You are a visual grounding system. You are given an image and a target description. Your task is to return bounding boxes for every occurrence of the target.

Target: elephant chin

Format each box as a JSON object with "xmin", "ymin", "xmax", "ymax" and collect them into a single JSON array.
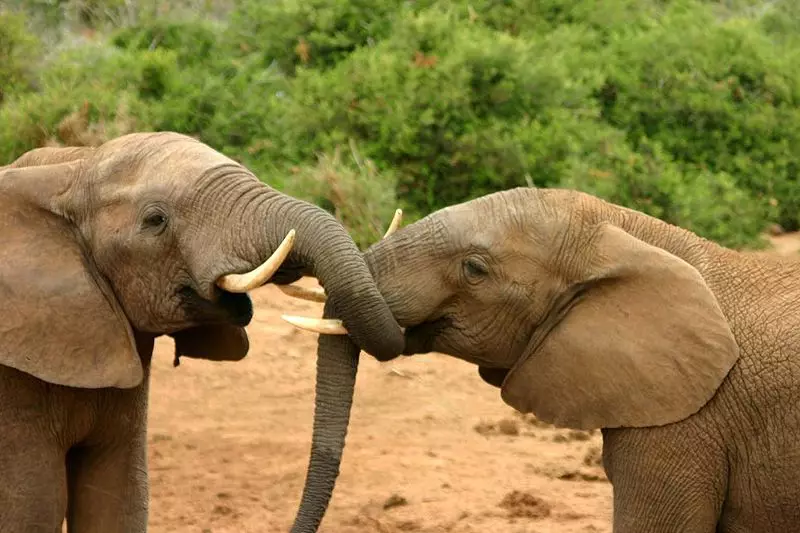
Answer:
[
  {"xmin": 478, "ymin": 366, "xmax": 510, "ymax": 388},
  {"xmin": 168, "ymin": 324, "xmax": 250, "ymax": 365}
]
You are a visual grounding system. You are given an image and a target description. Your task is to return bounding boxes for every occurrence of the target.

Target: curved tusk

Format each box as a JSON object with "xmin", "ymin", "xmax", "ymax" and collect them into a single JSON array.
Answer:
[
  {"xmin": 383, "ymin": 208, "xmax": 403, "ymax": 239},
  {"xmin": 277, "ymin": 284, "xmax": 327, "ymax": 303},
  {"xmin": 217, "ymin": 229, "xmax": 296, "ymax": 293},
  {"xmin": 281, "ymin": 315, "xmax": 348, "ymax": 335}
]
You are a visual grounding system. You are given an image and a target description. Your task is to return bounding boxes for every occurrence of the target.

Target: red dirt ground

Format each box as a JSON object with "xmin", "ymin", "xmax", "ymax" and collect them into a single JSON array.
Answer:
[{"xmin": 145, "ymin": 234, "xmax": 799, "ymax": 533}]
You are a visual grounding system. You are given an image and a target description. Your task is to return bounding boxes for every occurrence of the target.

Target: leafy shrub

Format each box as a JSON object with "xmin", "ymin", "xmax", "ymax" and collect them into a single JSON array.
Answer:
[
  {"xmin": 3, "ymin": 0, "xmax": 800, "ymax": 249},
  {"xmin": 227, "ymin": 0, "xmax": 407, "ymax": 74},
  {"xmin": 278, "ymin": 141, "xmax": 400, "ymax": 249},
  {"xmin": 0, "ymin": 10, "xmax": 41, "ymax": 103},
  {"xmin": 599, "ymin": 1, "xmax": 800, "ymax": 230},
  {"xmin": 261, "ymin": 11, "xmax": 606, "ymax": 216},
  {"xmin": 111, "ymin": 18, "xmax": 221, "ymax": 67},
  {"xmin": 0, "ymin": 42, "xmax": 174, "ymax": 161},
  {"xmin": 760, "ymin": 1, "xmax": 800, "ymax": 43},
  {"xmin": 415, "ymin": 0, "xmax": 663, "ymax": 39},
  {"xmin": 563, "ymin": 135, "xmax": 769, "ymax": 248}
]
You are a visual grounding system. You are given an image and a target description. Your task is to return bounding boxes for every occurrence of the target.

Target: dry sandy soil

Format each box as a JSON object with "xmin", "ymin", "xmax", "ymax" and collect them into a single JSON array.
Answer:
[{"xmin": 145, "ymin": 233, "xmax": 800, "ymax": 533}]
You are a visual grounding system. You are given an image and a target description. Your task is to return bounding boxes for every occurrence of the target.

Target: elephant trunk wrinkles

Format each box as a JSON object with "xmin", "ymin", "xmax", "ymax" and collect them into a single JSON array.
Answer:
[
  {"xmin": 290, "ymin": 302, "xmax": 359, "ymax": 533},
  {"xmin": 243, "ymin": 188, "xmax": 402, "ymax": 531},
  {"xmin": 251, "ymin": 187, "xmax": 404, "ymax": 360},
  {"xmin": 287, "ymin": 225, "xmax": 430, "ymax": 532},
  {"xmin": 244, "ymin": 185, "xmax": 404, "ymax": 360}
]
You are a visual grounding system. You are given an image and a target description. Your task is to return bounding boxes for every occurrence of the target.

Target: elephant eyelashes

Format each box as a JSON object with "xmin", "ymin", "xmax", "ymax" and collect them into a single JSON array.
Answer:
[
  {"xmin": 463, "ymin": 257, "xmax": 489, "ymax": 279},
  {"xmin": 141, "ymin": 210, "xmax": 168, "ymax": 234}
]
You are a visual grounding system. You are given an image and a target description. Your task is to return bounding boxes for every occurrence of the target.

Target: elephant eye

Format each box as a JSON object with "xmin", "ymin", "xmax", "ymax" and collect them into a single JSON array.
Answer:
[
  {"xmin": 463, "ymin": 256, "xmax": 489, "ymax": 280},
  {"xmin": 141, "ymin": 210, "xmax": 168, "ymax": 234}
]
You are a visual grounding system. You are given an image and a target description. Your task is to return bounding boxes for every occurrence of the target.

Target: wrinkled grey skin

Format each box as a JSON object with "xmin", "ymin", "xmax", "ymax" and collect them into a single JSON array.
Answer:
[
  {"xmin": 304, "ymin": 186, "xmax": 800, "ymax": 532},
  {"xmin": 0, "ymin": 132, "xmax": 402, "ymax": 533}
]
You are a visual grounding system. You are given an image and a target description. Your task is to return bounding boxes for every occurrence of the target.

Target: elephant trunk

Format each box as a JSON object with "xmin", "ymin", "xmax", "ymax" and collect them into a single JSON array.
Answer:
[
  {"xmin": 231, "ymin": 185, "xmax": 404, "ymax": 360},
  {"xmin": 235, "ymin": 187, "xmax": 401, "ymax": 531},
  {"xmin": 290, "ymin": 303, "xmax": 360, "ymax": 533},
  {"xmin": 286, "ymin": 224, "xmax": 427, "ymax": 532},
  {"xmin": 248, "ymin": 187, "xmax": 404, "ymax": 360}
]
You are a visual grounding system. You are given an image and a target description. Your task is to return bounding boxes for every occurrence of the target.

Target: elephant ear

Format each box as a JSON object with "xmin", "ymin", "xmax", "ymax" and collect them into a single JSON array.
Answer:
[
  {"xmin": 0, "ymin": 160, "xmax": 142, "ymax": 388},
  {"xmin": 169, "ymin": 324, "xmax": 250, "ymax": 364},
  {"xmin": 501, "ymin": 223, "xmax": 739, "ymax": 430}
]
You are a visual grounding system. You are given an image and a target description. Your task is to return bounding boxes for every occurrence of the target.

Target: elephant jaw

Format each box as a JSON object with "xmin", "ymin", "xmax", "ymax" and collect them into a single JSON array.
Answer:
[{"xmin": 278, "ymin": 208, "xmax": 404, "ymax": 336}]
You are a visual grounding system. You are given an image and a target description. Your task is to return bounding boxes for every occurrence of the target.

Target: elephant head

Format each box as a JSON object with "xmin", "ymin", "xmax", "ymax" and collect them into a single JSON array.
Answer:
[
  {"xmin": 0, "ymin": 132, "xmax": 406, "ymax": 531},
  {"xmin": 282, "ymin": 187, "xmax": 741, "ymax": 527}
]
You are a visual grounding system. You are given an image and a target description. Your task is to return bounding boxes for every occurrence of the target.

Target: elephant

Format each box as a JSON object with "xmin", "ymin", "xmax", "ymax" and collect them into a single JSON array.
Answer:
[
  {"xmin": 281, "ymin": 186, "xmax": 800, "ymax": 532},
  {"xmin": 0, "ymin": 131, "xmax": 404, "ymax": 533}
]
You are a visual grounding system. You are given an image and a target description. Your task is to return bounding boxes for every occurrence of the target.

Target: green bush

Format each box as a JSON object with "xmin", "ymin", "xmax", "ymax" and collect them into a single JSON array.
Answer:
[
  {"xmin": 599, "ymin": 1, "xmax": 800, "ymax": 230},
  {"xmin": 415, "ymin": 0, "xmax": 663, "ymax": 39},
  {"xmin": 227, "ymin": 0, "xmax": 406, "ymax": 74},
  {"xmin": 761, "ymin": 1, "xmax": 800, "ymax": 43},
  {"xmin": 0, "ymin": 42, "xmax": 174, "ymax": 161},
  {"xmin": 0, "ymin": 10, "xmax": 41, "ymax": 103},
  {"xmin": 111, "ymin": 18, "xmax": 221, "ymax": 67},
  {"xmin": 260, "ymin": 11, "xmax": 606, "ymax": 216},
  {"xmin": 562, "ymin": 135, "xmax": 769, "ymax": 248},
  {"xmin": 3, "ymin": 0, "xmax": 800, "ymax": 249},
  {"xmin": 278, "ymin": 141, "xmax": 400, "ymax": 249}
]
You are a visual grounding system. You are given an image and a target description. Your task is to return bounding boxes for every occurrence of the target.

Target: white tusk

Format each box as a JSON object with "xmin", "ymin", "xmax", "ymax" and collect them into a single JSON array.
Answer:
[
  {"xmin": 383, "ymin": 208, "xmax": 403, "ymax": 239},
  {"xmin": 277, "ymin": 284, "xmax": 327, "ymax": 303},
  {"xmin": 217, "ymin": 229, "xmax": 296, "ymax": 293},
  {"xmin": 281, "ymin": 315, "xmax": 348, "ymax": 335}
]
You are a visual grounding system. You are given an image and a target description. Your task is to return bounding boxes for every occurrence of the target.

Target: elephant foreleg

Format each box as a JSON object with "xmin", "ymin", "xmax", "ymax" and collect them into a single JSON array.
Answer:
[
  {"xmin": 65, "ymin": 434, "xmax": 148, "ymax": 533},
  {"xmin": 0, "ymin": 438, "xmax": 67, "ymax": 533},
  {"xmin": 602, "ymin": 426, "xmax": 726, "ymax": 533}
]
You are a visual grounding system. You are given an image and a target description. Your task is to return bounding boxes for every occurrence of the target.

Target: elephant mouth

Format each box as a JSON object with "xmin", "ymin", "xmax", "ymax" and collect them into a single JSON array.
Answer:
[
  {"xmin": 268, "ymin": 260, "xmax": 309, "ymax": 286},
  {"xmin": 181, "ymin": 228, "xmax": 303, "ymax": 327},
  {"xmin": 403, "ymin": 316, "xmax": 510, "ymax": 370},
  {"xmin": 178, "ymin": 285, "xmax": 254, "ymax": 327},
  {"xmin": 402, "ymin": 317, "xmax": 451, "ymax": 355}
]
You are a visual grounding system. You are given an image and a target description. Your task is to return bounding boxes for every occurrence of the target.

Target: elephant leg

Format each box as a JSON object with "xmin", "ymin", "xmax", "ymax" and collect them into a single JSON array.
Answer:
[
  {"xmin": 65, "ymin": 435, "xmax": 148, "ymax": 533},
  {"xmin": 0, "ymin": 367, "xmax": 68, "ymax": 532},
  {"xmin": 0, "ymin": 439, "xmax": 67, "ymax": 533},
  {"xmin": 602, "ymin": 426, "xmax": 726, "ymax": 533}
]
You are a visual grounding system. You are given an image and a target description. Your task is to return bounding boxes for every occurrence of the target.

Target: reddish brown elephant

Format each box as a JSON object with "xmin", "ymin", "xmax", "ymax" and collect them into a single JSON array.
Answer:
[
  {"xmin": 0, "ymin": 132, "xmax": 403, "ymax": 532},
  {"xmin": 285, "ymin": 187, "xmax": 800, "ymax": 533}
]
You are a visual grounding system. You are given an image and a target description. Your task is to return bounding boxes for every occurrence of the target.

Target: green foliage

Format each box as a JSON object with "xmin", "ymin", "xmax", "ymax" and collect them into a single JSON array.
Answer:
[
  {"xmin": 227, "ymin": 0, "xmax": 405, "ymax": 74},
  {"xmin": 599, "ymin": 1, "xmax": 800, "ymax": 230},
  {"xmin": 111, "ymin": 18, "xmax": 220, "ymax": 67},
  {"xmin": 414, "ymin": 0, "xmax": 663, "ymax": 38},
  {"xmin": 0, "ymin": 10, "xmax": 41, "ymax": 102},
  {"xmin": 279, "ymin": 141, "xmax": 400, "ymax": 250},
  {"xmin": 761, "ymin": 1, "xmax": 800, "ymax": 43},
  {"xmin": 563, "ymin": 136, "xmax": 770, "ymax": 248},
  {"xmin": 0, "ymin": 42, "xmax": 172, "ymax": 162},
  {"xmin": 264, "ymin": 13, "xmax": 605, "ymax": 216},
  {"xmin": 3, "ymin": 0, "xmax": 800, "ymax": 248}
]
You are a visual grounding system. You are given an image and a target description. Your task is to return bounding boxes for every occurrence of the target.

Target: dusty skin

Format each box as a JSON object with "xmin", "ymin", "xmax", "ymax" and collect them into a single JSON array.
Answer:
[{"xmin": 140, "ymin": 234, "xmax": 797, "ymax": 533}]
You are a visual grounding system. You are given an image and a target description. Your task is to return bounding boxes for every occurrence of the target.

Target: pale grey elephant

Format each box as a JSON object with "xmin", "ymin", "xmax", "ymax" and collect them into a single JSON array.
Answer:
[
  {"xmin": 0, "ymin": 132, "xmax": 403, "ymax": 532},
  {"xmin": 283, "ymin": 187, "xmax": 800, "ymax": 532}
]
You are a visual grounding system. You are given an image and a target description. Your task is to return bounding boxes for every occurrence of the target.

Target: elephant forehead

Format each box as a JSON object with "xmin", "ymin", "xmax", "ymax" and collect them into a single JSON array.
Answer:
[
  {"xmin": 439, "ymin": 203, "xmax": 521, "ymax": 250},
  {"xmin": 91, "ymin": 134, "xmax": 246, "ymax": 186},
  {"xmin": 103, "ymin": 132, "xmax": 234, "ymax": 166}
]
